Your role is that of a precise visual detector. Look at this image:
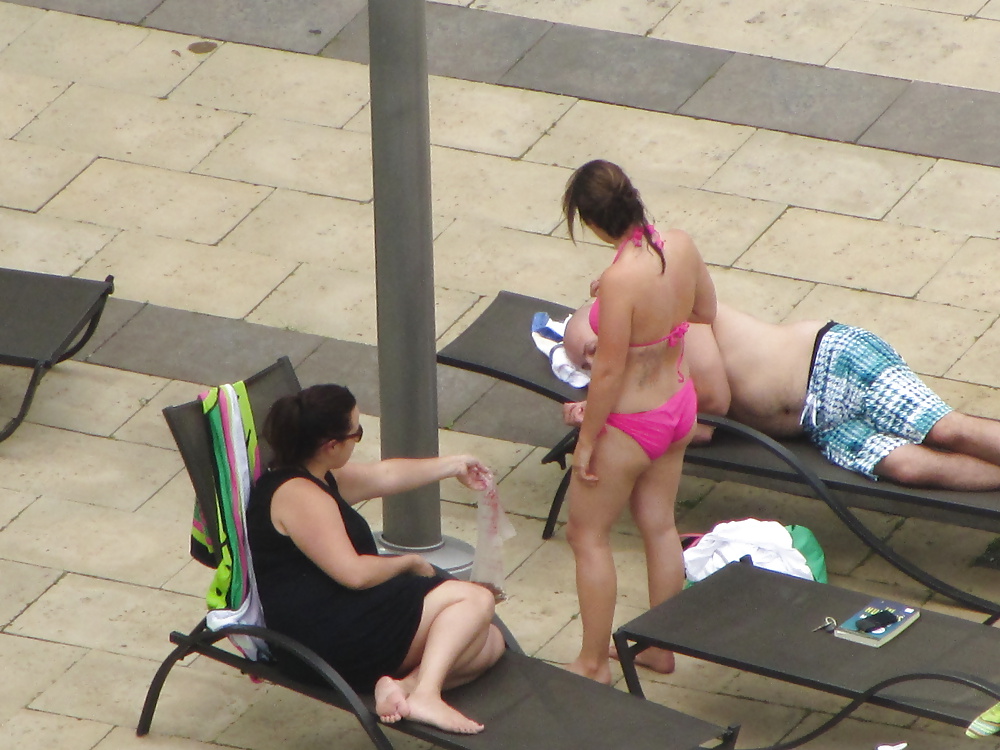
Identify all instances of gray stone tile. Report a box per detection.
[679,54,908,143]
[322,2,552,84]
[859,82,1000,168]
[436,363,494,430]
[296,338,380,413]
[73,297,144,362]
[85,304,323,385]
[296,339,497,429]
[450,380,568,448]
[315,5,367,63]
[2,0,161,24]
[142,0,364,54]
[501,23,730,112]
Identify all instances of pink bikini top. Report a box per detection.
[587,225,689,381]
[587,225,690,347]
[588,300,689,347]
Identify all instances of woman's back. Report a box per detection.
[595,226,708,414]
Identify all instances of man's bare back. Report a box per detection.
[691,304,824,438]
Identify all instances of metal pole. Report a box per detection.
[369,0,440,549]
[368,2,475,576]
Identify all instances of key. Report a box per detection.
[812,617,837,633]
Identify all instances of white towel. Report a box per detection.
[683,519,814,583]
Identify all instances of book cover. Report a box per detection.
[833,598,920,647]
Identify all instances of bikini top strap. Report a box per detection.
[636,321,689,348]
[675,331,687,384]
[613,224,661,262]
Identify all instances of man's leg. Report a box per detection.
[876,440,1000,490]
[815,416,1000,490]
[925,412,1000,467]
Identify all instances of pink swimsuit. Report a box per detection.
[588,225,697,460]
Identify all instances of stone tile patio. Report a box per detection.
[2,1,1000,749]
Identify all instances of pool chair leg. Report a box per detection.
[136,625,206,736]
[543,468,571,540]
[0,363,47,444]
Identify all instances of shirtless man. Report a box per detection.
[564,301,1000,491]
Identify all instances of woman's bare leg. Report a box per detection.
[398,623,505,692]
[376,580,500,734]
[565,428,648,683]
[618,433,690,673]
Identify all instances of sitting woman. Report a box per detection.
[246,383,505,734]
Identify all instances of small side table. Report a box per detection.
[613,562,1000,728]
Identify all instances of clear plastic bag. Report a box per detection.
[470,470,516,601]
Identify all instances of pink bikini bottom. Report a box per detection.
[605,380,697,460]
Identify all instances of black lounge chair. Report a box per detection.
[436,291,1000,621]
[0,268,114,442]
[137,356,741,750]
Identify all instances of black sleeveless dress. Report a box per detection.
[246,466,445,691]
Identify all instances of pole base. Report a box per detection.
[375,533,475,580]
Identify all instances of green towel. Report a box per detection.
[967,701,1000,738]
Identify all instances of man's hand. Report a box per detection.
[563,401,586,427]
[689,423,716,445]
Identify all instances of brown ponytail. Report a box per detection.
[562,160,665,272]
[263,384,357,468]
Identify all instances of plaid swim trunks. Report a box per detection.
[800,324,952,479]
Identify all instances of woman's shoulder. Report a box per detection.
[254,466,314,494]
[658,227,695,253]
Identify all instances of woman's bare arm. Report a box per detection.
[683,234,717,325]
[684,323,731,444]
[271,478,433,589]
[333,455,488,505]
[575,270,633,481]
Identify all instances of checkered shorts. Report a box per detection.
[800,324,951,479]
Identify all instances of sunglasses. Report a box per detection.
[340,424,363,443]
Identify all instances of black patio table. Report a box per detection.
[0,268,114,442]
[614,562,1000,730]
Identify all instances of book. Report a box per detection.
[833,598,920,647]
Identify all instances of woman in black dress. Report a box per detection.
[246,384,504,735]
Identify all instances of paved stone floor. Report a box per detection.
[2,1,1000,748]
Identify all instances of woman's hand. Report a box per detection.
[589,278,601,297]
[454,456,491,491]
[406,554,437,577]
[573,438,599,484]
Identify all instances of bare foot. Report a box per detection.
[405,692,484,734]
[564,657,612,685]
[374,676,410,724]
[610,644,676,674]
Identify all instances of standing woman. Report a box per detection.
[561,160,716,683]
[246,384,505,734]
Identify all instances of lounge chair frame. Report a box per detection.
[437,291,1000,622]
[0,268,114,442]
[138,356,741,750]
